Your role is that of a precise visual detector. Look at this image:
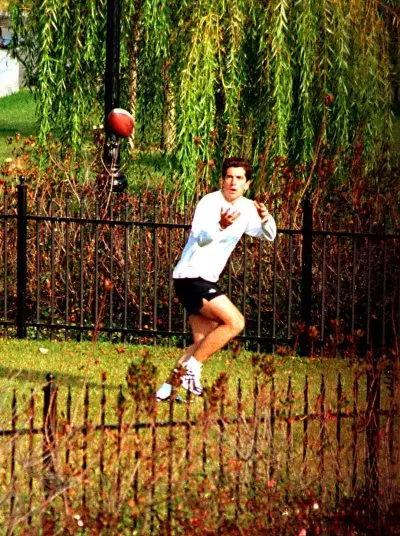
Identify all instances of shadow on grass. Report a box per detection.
[0,365,121,391]
[0,125,37,137]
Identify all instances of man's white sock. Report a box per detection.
[156,382,172,400]
[184,356,202,374]
[181,356,203,395]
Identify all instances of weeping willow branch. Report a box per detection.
[269,0,293,157]
[176,7,221,199]
[295,106,329,214]
[294,0,318,163]
[219,0,247,155]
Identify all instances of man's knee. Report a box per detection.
[229,312,245,336]
[193,333,206,344]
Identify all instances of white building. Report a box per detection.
[0,18,20,97]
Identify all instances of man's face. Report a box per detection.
[221,167,250,203]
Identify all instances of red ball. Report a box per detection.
[106,108,134,138]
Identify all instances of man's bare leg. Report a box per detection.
[188,295,244,362]
[157,295,244,400]
[176,295,244,395]
[164,315,218,384]
[177,314,219,365]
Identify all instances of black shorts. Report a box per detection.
[174,277,224,315]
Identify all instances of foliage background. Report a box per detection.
[7,0,400,199]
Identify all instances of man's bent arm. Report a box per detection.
[261,215,277,241]
[246,212,277,241]
[191,196,222,247]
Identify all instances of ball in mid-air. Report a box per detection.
[106,108,134,138]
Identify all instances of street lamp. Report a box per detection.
[102,0,127,193]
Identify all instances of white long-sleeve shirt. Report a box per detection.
[173,190,277,282]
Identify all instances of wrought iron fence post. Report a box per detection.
[17,176,27,338]
[300,196,313,355]
[365,366,380,499]
[42,373,58,467]
[42,373,58,532]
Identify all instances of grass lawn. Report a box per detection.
[0,89,37,163]
[0,338,396,535]
[0,338,375,426]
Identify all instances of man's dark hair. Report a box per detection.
[222,157,253,181]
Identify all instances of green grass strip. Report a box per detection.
[0,89,37,163]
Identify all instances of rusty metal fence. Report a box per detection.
[0,178,399,353]
[0,368,398,533]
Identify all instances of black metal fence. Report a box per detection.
[1,178,399,353]
[0,369,398,533]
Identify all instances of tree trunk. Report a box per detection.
[391,351,400,499]
[395,24,400,108]
[127,3,142,151]
[161,62,176,152]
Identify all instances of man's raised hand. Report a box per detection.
[220,207,240,229]
[254,200,271,223]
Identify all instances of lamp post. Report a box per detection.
[103,0,127,193]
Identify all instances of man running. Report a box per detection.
[156,156,277,401]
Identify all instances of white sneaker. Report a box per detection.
[156,383,184,403]
[157,393,184,403]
